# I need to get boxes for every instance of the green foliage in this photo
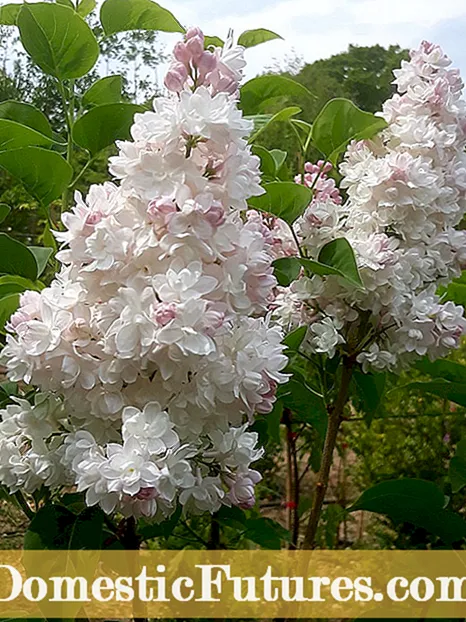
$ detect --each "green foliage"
[273,257,301,287]
[0,118,56,149]
[449,439,466,493]
[278,378,327,437]
[257,43,408,169]
[18,3,99,79]
[0,294,20,333]
[100,0,184,35]
[316,238,363,286]
[24,503,104,549]
[0,232,42,280]
[311,98,387,164]
[82,75,123,107]
[73,102,145,156]
[352,370,387,423]
[0,147,72,205]
[0,3,21,25]
[248,106,301,143]
[350,478,466,545]
[272,239,363,288]
[0,203,10,224]
[0,100,52,136]
[240,75,314,116]
[238,28,282,49]
[248,181,312,224]
[398,379,466,408]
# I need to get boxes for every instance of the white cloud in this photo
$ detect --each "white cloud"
[160,0,466,79]
[2,0,465,84]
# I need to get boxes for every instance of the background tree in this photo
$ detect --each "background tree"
[258,43,409,172]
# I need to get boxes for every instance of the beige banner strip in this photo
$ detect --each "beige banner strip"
[1,550,466,618]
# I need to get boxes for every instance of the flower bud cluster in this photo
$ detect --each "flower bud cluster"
[165,28,246,97]
[274,42,466,371]
[0,30,288,519]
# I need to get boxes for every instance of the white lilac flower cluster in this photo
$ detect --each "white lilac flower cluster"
[274,41,466,371]
[0,28,288,519]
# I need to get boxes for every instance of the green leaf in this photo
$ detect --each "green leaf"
[241,76,314,116]
[24,504,73,550]
[68,507,105,550]
[270,149,287,172]
[0,233,38,280]
[299,258,353,287]
[450,439,466,494]
[295,238,364,288]
[248,106,301,143]
[0,147,73,205]
[398,380,466,408]
[216,505,248,530]
[350,479,466,545]
[100,0,184,35]
[0,274,42,291]
[42,222,58,253]
[18,3,99,80]
[0,381,18,408]
[273,256,301,287]
[278,378,327,437]
[248,181,312,225]
[83,75,123,108]
[352,370,386,423]
[317,238,363,287]
[29,246,53,277]
[73,103,144,156]
[312,98,387,164]
[416,357,466,385]
[204,35,224,48]
[292,119,313,138]
[238,28,282,49]
[441,282,466,307]
[0,294,20,333]
[252,145,277,180]
[24,503,105,550]
[56,0,75,8]
[0,119,55,150]
[0,204,10,225]
[266,399,283,445]
[244,517,290,549]
[77,0,97,17]
[0,281,27,299]
[0,101,52,137]
[138,505,182,541]
[283,326,307,351]
[0,3,20,25]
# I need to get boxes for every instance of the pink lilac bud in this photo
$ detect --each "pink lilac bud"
[318,160,333,174]
[185,26,204,42]
[173,41,191,65]
[9,291,41,329]
[147,198,177,226]
[164,63,188,92]
[9,309,31,330]
[153,302,177,326]
[204,204,225,227]
[227,470,261,509]
[136,487,158,500]
[185,31,204,62]
[204,306,225,333]
[197,51,217,77]
[85,211,103,226]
